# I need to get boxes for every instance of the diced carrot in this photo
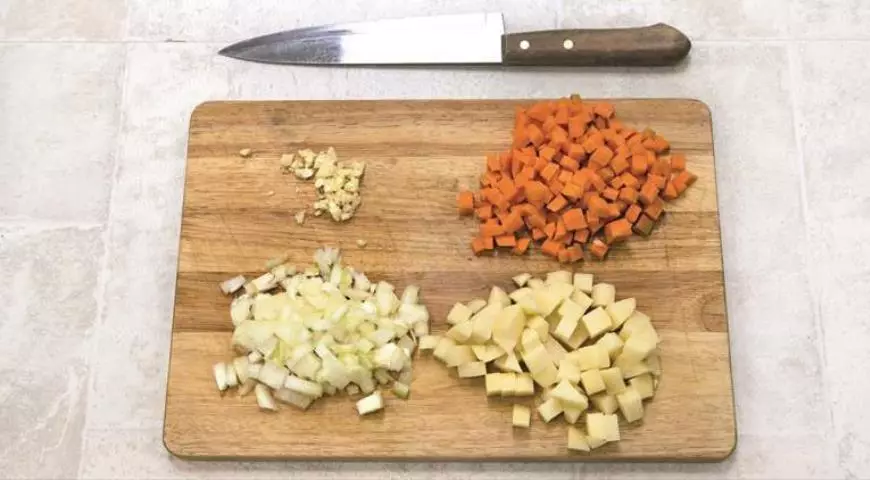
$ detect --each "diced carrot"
[590,172,607,192]
[554,218,568,240]
[593,102,615,118]
[502,211,525,234]
[471,237,488,255]
[608,118,625,132]
[527,102,552,122]
[543,222,556,239]
[647,174,666,190]
[495,234,517,247]
[561,208,587,231]
[557,247,570,264]
[475,203,493,220]
[574,229,590,244]
[589,145,614,168]
[662,181,678,200]
[581,132,605,153]
[496,177,515,197]
[671,152,687,171]
[486,154,501,172]
[528,212,547,229]
[554,104,569,125]
[676,169,698,187]
[558,169,573,184]
[479,222,504,237]
[561,182,585,200]
[512,236,531,255]
[630,155,648,175]
[611,154,629,174]
[559,156,579,171]
[651,159,671,177]
[639,182,659,205]
[588,196,611,218]
[618,187,639,204]
[625,204,642,223]
[548,179,564,196]
[539,145,557,162]
[551,126,569,145]
[602,187,619,201]
[644,197,665,220]
[525,181,551,207]
[598,167,615,183]
[543,116,558,133]
[604,218,633,244]
[567,143,586,160]
[541,239,562,258]
[457,191,474,215]
[547,194,568,212]
[541,163,560,183]
[633,214,656,237]
[527,124,545,146]
[609,176,625,189]
[568,116,587,139]
[531,227,547,241]
[589,238,609,259]
[594,116,607,130]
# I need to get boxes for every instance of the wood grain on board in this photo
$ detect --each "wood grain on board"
[164,99,735,461]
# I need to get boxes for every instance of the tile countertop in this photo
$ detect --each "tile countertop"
[1,1,868,479]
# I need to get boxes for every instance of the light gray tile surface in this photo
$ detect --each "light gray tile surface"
[1,1,869,478]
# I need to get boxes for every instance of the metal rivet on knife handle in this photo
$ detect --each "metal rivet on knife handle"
[519,40,530,50]
[563,39,574,49]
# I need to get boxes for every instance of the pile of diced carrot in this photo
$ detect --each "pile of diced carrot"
[457,95,697,263]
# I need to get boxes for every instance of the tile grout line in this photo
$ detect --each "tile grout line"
[785,42,842,476]
[76,42,132,480]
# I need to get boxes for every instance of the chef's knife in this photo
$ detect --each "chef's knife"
[219,13,690,67]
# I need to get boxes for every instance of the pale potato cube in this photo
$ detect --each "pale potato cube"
[614,355,651,379]
[570,344,610,371]
[537,397,564,423]
[488,286,512,308]
[579,369,606,395]
[445,345,476,367]
[551,380,589,410]
[467,298,487,313]
[531,362,559,388]
[512,273,532,288]
[605,298,636,330]
[596,332,624,359]
[600,367,627,395]
[508,287,533,303]
[418,335,440,351]
[591,283,616,307]
[587,413,620,442]
[547,270,573,285]
[500,372,518,397]
[568,426,590,451]
[629,373,655,399]
[617,386,644,423]
[527,277,545,289]
[620,329,658,362]
[494,352,523,373]
[570,290,594,313]
[485,373,503,396]
[521,345,553,373]
[582,307,612,339]
[470,305,499,344]
[446,321,473,343]
[557,359,582,384]
[515,373,536,396]
[515,295,539,315]
[543,337,568,364]
[561,323,590,349]
[553,298,584,342]
[458,361,487,378]
[618,311,652,341]
[573,273,594,294]
[564,406,583,424]
[549,282,575,302]
[533,289,562,317]
[527,315,550,341]
[512,404,532,428]
[590,393,619,415]
[433,337,457,363]
[492,305,526,353]
[472,343,505,363]
[587,435,607,450]
[520,327,542,353]
[447,302,472,325]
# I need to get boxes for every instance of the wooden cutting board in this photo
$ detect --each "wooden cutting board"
[164,99,735,461]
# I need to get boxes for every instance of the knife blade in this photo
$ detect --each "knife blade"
[219,13,690,67]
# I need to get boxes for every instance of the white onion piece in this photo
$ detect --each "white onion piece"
[254,384,277,411]
[356,391,384,415]
[221,275,246,295]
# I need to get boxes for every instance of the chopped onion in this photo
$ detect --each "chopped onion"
[392,382,410,399]
[213,362,228,391]
[356,391,384,415]
[254,384,278,411]
[274,388,313,410]
[220,275,246,295]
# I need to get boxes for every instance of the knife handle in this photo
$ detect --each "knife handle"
[502,23,690,67]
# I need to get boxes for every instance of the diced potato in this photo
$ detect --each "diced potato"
[645,354,662,377]
[590,393,619,415]
[543,337,568,364]
[629,373,655,399]
[515,295,539,315]
[549,282,575,303]
[620,329,658,362]
[587,412,620,442]
[591,283,616,307]
[515,373,535,396]
[488,286,512,308]
[550,380,589,410]
[527,278,545,289]
[467,298,487,313]
[600,367,627,395]
[570,344,610,371]
[434,336,456,361]
[494,352,523,373]
[458,361,487,378]
[445,345,476,367]
[573,273,594,294]
[469,305,498,344]
[582,307,613,339]
[561,323,590,349]
[531,362,559,388]
[579,369,606,395]
[485,373,508,396]
[533,289,562,317]
[418,335,440,351]
[587,435,607,450]
[618,311,652,341]
[512,273,532,287]
[537,397,564,423]
[500,372,518,396]
[472,343,505,363]
[520,328,543,353]
[568,426,590,451]
[447,302,472,325]
[492,305,526,353]
[546,270,573,285]
[508,287,533,303]
[570,290,594,313]
[553,299,584,343]
[527,315,550,341]
[605,298,636,330]
[596,332,624,359]
[521,344,553,373]
[446,321,473,343]
[557,359,582,384]
[614,355,651,379]
[564,406,583,424]
[617,386,644,423]
[512,404,532,427]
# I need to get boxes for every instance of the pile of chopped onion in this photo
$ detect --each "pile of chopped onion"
[213,247,429,415]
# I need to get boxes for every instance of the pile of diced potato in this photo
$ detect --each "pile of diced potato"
[419,271,661,452]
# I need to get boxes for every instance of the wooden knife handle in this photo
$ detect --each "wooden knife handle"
[502,23,690,67]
